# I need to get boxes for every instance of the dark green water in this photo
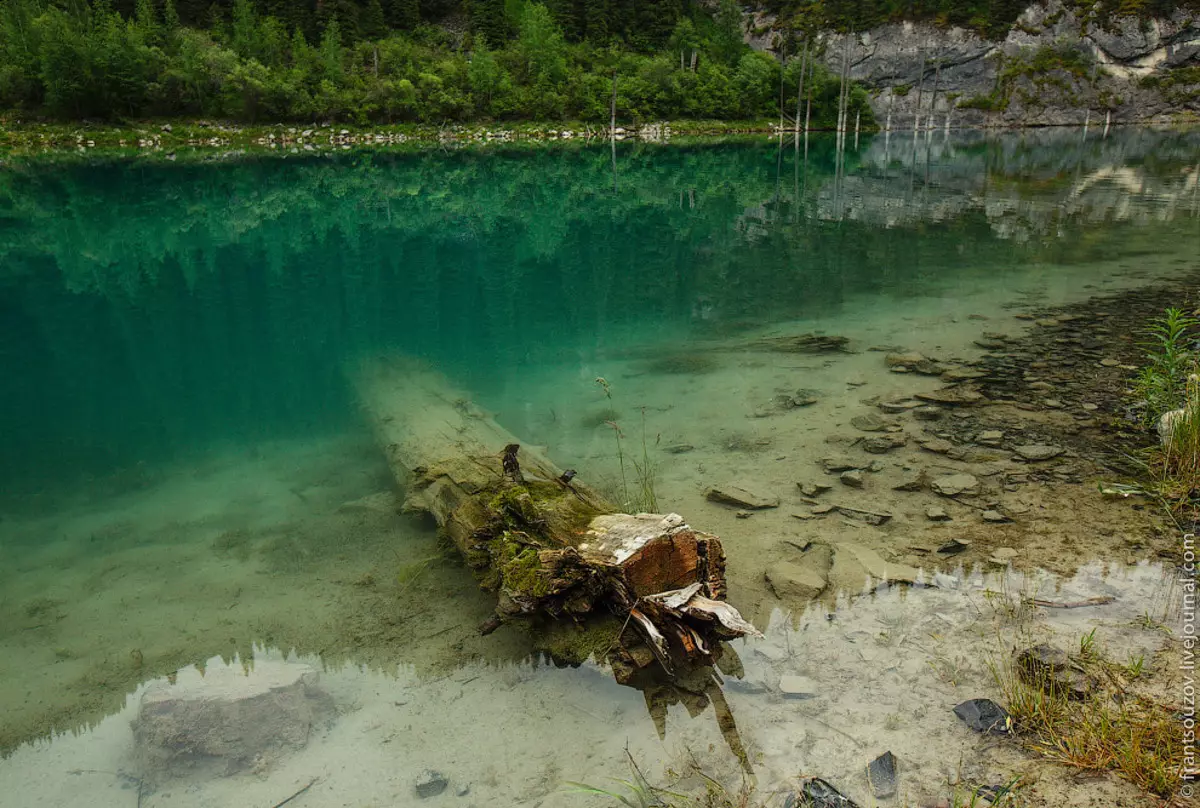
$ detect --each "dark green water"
[1,129,1197,496]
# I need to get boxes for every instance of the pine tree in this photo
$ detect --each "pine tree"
[386,0,420,30]
[361,0,386,38]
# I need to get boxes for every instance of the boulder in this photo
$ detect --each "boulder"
[134,660,334,778]
[705,483,779,509]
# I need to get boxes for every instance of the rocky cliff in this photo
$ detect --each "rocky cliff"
[753,1,1199,127]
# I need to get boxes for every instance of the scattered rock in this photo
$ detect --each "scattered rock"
[798,482,833,497]
[662,443,694,454]
[915,387,985,406]
[931,473,980,497]
[885,352,944,375]
[1016,645,1098,700]
[976,430,1005,447]
[941,367,987,382]
[779,675,820,699]
[919,438,954,454]
[912,405,943,421]
[936,538,971,555]
[835,506,893,526]
[1100,358,1121,367]
[840,470,864,488]
[925,506,950,522]
[1014,444,1064,461]
[821,456,861,473]
[705,483,779,510]
[416,770,449,798]
[989,547,1019,564]
[952,699,1011,735]
[866,751,898,799]
[811,503,836,515]
[892,470,927,492]
[736,510,753,519]
[765,547,831,602]
[1043,398,1064,409]
[982,509,1011,523]
[861,434,906,454]
[879,399,921,413]
[851,413,890,432]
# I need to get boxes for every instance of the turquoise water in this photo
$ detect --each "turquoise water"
[3,129,1196,498]
[0,129,1197,806]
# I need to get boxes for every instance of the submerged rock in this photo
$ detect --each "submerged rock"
[779,675,820,699]
[866,751,898,799]
[850,412,890,432]
[705,483,779,510]
[134,660,334,779]
[1014,444,1064,461]
[915,387,984,406]
[835,506,893,526]
[931,473,979,497]
[952,698,1011,735]
[840,469,864,488]
[765,561,828,602]
[415,769,449,798]
[861,434,906,454]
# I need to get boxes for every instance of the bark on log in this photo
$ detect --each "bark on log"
[350,355,760,680]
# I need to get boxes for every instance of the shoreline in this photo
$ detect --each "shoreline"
[2,116,1198,158]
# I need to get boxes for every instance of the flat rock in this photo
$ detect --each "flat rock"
[840,469,864,488]
[866,751,898,799]
[982,509,1011,523]
[1014,444,1064,461]
[779,675,820,699]
[798,482,833,497]
[861,434,906,454]
[134,660,333,778]
[797,778,861,808]
[931,473,980,497]
[976,430,1005,447]
[937,538,971,555]
[892,470,927,492]
[878,399,921,413]
[765,556,829,602]
[925,506,950,521]
[989,547,1019,564]
[851,413,890,432]
[705,483,779,510]
[821,456,861,473]
[953,699,1011,735]
[912,405,943,421]
[834,542,919,585]
[835,506,892,526]
[919,438,954,454]
[811,503,836,515]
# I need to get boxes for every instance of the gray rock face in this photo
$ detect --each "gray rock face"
[798,1,1200,127]
[134,660,334,779]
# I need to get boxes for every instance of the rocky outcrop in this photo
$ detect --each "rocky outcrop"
[755,1,1199,126]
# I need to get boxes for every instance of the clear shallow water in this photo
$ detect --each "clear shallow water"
[0,128,1197,806]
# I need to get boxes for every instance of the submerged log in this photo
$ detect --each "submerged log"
[350,355,760,679]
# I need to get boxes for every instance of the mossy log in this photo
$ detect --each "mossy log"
[350,355,760,680]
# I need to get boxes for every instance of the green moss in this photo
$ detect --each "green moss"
[539,616,624,665]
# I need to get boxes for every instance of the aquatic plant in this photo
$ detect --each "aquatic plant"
[594,378,660,514]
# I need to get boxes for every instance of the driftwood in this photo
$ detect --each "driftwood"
[351,355,760,682]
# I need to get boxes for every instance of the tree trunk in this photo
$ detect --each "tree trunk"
[349,355,760,682]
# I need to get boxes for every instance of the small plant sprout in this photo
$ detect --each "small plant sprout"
[1126,654,1146,678]
[1079,628,1098,659]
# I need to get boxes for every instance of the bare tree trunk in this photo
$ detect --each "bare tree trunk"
[929,59,942,131]
[350,356,760,682]
[913,53,926,132]
[795,39,808,149]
